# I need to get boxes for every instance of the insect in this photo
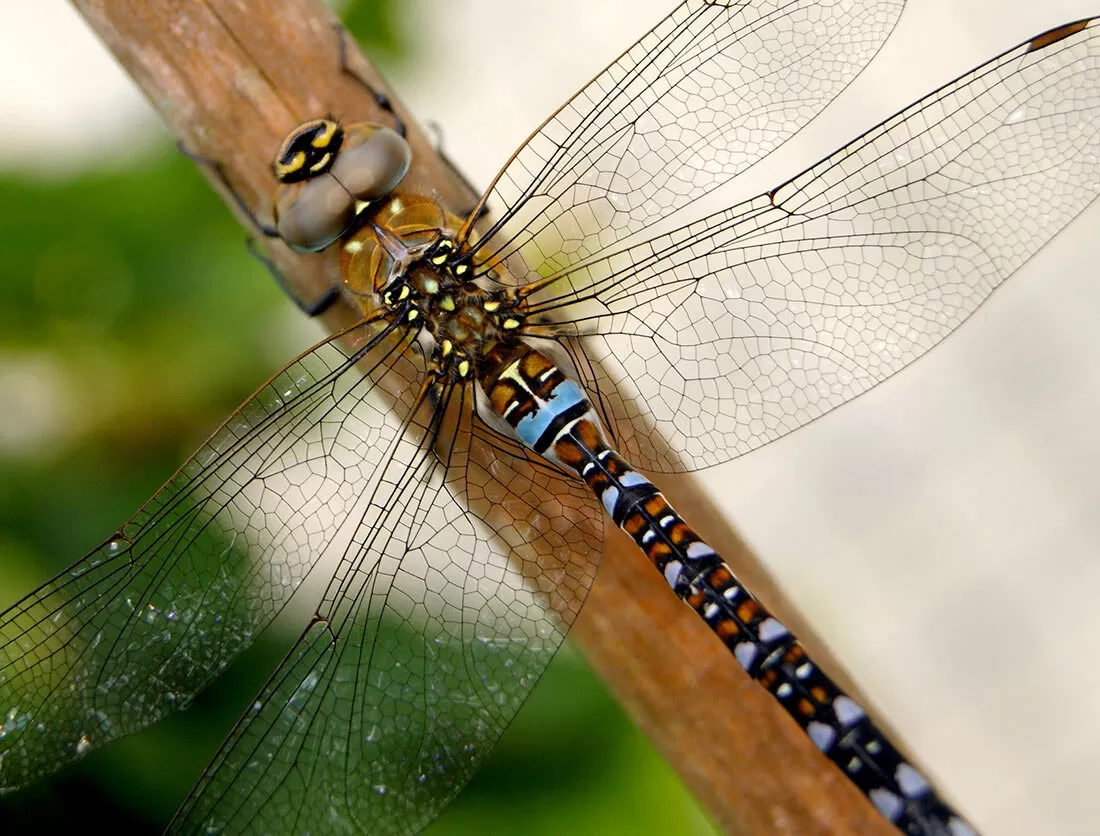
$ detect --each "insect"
[2,1,1098,833]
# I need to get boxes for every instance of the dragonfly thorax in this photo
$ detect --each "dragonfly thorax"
[340,195,526,381]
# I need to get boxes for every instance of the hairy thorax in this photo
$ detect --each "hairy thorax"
[339,194,529,383]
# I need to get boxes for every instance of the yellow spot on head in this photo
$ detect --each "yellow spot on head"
[276,150,306,177]
[440,296,456,312]
[312,121,338,148]
[483,300,501,312]
[503,318,520,330]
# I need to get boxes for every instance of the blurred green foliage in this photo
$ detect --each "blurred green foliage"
[0,1,716,833]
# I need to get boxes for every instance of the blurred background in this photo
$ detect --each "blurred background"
[1,0,1098,834]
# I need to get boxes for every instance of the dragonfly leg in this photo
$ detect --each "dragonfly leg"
[179,142,340,317]
[334,24,484,222]
[425,120,488,223]
[177,142,279,238]
[334,23,407,138]
[245,238,341,317]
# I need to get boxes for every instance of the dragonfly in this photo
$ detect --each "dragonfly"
[2,1,1098,833]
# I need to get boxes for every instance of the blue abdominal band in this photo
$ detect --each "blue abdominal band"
[516,379,588,450]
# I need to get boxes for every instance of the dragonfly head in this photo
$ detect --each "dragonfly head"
[272,119,412,254]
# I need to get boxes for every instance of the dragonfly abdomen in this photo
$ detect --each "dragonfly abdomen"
[568,440,976,836]
[480,340,977,836]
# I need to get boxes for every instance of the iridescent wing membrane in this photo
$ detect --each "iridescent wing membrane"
[170,339,599,834]
[0,321,422,787]
[465,0,905,278]
[0,319,599,834]
[514,19,1100,473]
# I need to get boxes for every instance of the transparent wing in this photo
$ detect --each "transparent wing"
[169,383,601,835]
[462,0,904,279]
[529,19,1100,472]
[0,317,422,787]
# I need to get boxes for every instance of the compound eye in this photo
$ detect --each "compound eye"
[330,123,411,202]
[274,174,355,253]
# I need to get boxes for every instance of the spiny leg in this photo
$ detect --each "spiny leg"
[334,23,406,138]
[245,238,341,318]
[335,24,486,223]
[179,143,340,317]
[426,120,488,223]
[178,142,279,237]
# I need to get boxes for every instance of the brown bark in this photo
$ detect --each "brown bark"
[68,1,911,833]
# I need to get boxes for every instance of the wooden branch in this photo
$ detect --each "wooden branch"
[69,1,911,833]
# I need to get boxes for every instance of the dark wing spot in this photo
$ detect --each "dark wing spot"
[1028,19,1091,53]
